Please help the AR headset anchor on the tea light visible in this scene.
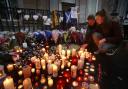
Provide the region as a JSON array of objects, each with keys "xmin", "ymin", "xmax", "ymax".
[
  {"xmin": 71, "ymin": 65, "xmax": 77, "ymax": 78},
  {"xmin": 48, "ymin": 77, "xmax": 53, "ymax": 87},
  {"xmin": 72, "ymin": 81, "xmax": 78, "ymax": 87},
  {"xmin": 85, "ymin": 73, "xmax": 89, "ymax": 76},
  {"xmin": 18, "ymin": 70, "xmax": 23, "ymax": 76},
  {"xmin": 86, "ymin": 62, "xmax": 90, "ymax": 66},
  {"xmin": 3, "ymin": 77, "xmax": 15, "ymax": 89},
  {"xmin": 92, "ymin": 56, "xmax": 96, "ymax": 61},
  {"xmin": 83, "ymin": 77, "xmax": 88, "ymax": 81},
  {"xmin": 31, "ymin": 68, "xmax": 35, "ymax": 73},
  {"xmin": 7, "ymin": 64, "xmax": 14, "ymax": 72},
  {"xmin": 90, "ymin": 68, "xmax": 95, "ymax": 72},
  {"xmin": 18, "ymin": 85, "xmax": 23, "ymax": 89}
]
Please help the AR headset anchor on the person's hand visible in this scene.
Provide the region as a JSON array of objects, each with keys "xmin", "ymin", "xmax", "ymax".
[
  {"xmin": 99, "ymin": 38, "xmax": 106, "ymax": 45},
  {"xmin": 81, "ymin": 44, "xmax": 88, "ymax": 49}
]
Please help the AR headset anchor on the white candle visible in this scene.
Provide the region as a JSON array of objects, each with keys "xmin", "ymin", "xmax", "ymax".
[
  {"xmin": 41, "ymin": 59, "xmax": 46, "ymax": 70},
  {"xmin": 3, "ymin": 77, "xmax": 15, "ymax": 89},
  {"xmin": 35, "ymin": 59, "xmax": 41, "ymax": 69},
  {"xmin": 23, "ymin": 78, "xmax": 32, "ymax": 89},
  {"xmin": 52, "ymin": 64, "xmax": 58, "ymax": 77},
  {"xmin": 47, "ymin": 64, "xmax": 53, "ymax": 74},
  {"xmin": 7, "ymin": 64, "xmax": 14, "ymax": 72},
  {"xmin": 78, "ymin": 59, "xmax": 84, "ymax": 69},
  {"xmin": 67, "ymin": 50, "xmax": 71, "ymax": 57},
  {"xmin": 71, "ymin": 65, "xmax": 77, "ymax": 78},
  {"xmin": 48, "ymin": 77, "xmax": 53, "ymax": 87},
  {"xmin": 61, "ymin": 50, "xmax": 66, "ymax": 56}
]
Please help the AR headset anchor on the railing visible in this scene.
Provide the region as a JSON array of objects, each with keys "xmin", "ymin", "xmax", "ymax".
[{"xmin": 0, "ymin": 7, "xmax": 63, "ymax": 32}]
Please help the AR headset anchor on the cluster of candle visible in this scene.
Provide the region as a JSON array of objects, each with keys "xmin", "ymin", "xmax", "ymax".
[{"xmin": 3, "ymin": 44, "xmax": 99, "ymax": 89}]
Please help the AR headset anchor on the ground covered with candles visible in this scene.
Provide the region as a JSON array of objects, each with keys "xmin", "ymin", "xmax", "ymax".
[{"xmin": 0, "ymin": 43, "xmax": 101, "ymax": 89}]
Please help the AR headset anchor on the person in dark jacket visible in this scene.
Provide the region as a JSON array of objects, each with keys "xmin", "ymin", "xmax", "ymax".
[
  {"xmin": 83, "ymin": 15, "xmax": 97, "ymax": 52},
  {"xmin": 93, "ymin": 10, "xmax": 123, "ymax": 54}
]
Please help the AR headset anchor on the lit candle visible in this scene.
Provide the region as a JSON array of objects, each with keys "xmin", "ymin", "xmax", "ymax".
[
  {"xmin": 31, "ymin": 68, "xmax": 35, "ymax": 73},
  {"xmin": 52, "ymin": 64, "xmax": 58, "ymax": 77},
  {"xmin": 90, "ymin": 68, "xmax": 95, "ymax": 72},
  {"xmin": 42, "ymin": 48, "xmax": 46, "ymax": 52},
  {"xmin": 47, "ymin": 63, "xmax": 53, "ymax": 75},
  {"xmin": 78, "ymin": 50, "xmax": 83, "ymax": 56},
  {"xmin": 7, "ymin": 64, "xmax": 14, "ymax": 72},
  {"xmin": 3, "ymin": 77, "xmax": 15, "ymax": 89},
  {"xmin": 80, "ymin": 53, "xmax": 85, "ymax": 60},
  {"xmin": 40, "ymin": 75, "xmax": 46, "ymax": 84},
  {"xmin": 61, "ymin": 56, "xmax": 66, "ymax": 67},
  {"xmin": 23, "ymin": 78, "xmax": 32, "ymax": 89},
  {"xmin": 61, "ymin": 64, "xmax": 65, "ymax": 70},
  {"xmin": 35, "ymin": 59, "xmax": 41, "ymax": 69},
  {"xmin": 48, "ymin": 77, "xmax": 53, "ymax": 87},
  {"xmin": 44, "ymin": 53, "xmax": 49, "ymax": 60},
  {"xmin": 72, "ymin": 48, "xmax": 76, "ymax": 57},
  {"xmin": 18, "ymin": 70, "xmax": 22, "ymax": 76},
  {"xmin": 41, "ymin": 59, "xmax": 46, "ymax": 70},
  {"xmin": 71, "ymin": 65, "xmax": 77, "ymax": 78},
  {"xmin": 58, "ymin": 44, "xmax": 62, "ymax": 55},
  {"xmin": 78, "ymin": 59, "xmax": 84, "ymax": 69},
  {"xmin": 61, "ymin": 50, "xmax": 66, "ymax": 56},
  {"xmin": 67, "ymin": 50, "xmax": 71, "ymax": 57},
  {"xmin": 72, "ymin": 81, "xmax": 78, "ymax": 87},
  {"xmin": 18, "ymin": 85, "xmax": 23, "ymax": 89},
  {"xmin": 92, "ymin": 56, "xmax": 96, "ymax": 61},
  {"xmin": 67, "ymin": 62, "xmax": 71, "ymax": 68}
]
